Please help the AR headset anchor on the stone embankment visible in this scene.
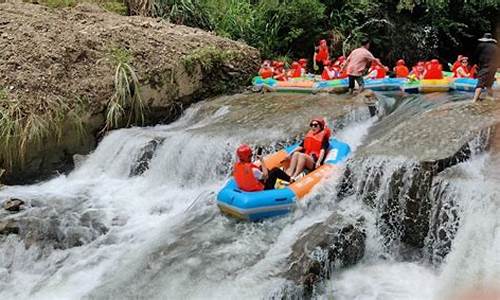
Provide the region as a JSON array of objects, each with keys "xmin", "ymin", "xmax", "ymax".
[{"xmin": 0, "ymin": 0, "xmax": 259, "ymax": 184}]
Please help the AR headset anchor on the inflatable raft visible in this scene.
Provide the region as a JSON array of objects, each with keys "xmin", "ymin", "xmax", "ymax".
[
  {"xmin": 419, "ymin": 79, "xmax": 450, "ymax": 93},
  {"xmin": 252, "ymin": 72, "xmax": 498, "ymax": 95},
  {"xmin": 217, "ymin": 139, "xmax": 351, "ymax": 221}
]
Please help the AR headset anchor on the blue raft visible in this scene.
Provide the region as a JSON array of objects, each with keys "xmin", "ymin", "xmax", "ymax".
[{"xmin": 217, "ymin": 138, "xmax": 351, "ymax": 221}]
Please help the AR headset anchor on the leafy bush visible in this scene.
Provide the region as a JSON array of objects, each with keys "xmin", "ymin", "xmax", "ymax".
[{"xmin": 146, "ymin": 0, "xmax": 498, "ymax": 66}]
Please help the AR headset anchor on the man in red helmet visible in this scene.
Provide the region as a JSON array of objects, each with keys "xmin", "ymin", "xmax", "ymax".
[{"xmin": 233, "ymin": 145, "xmax": 291, "ymax": 192}]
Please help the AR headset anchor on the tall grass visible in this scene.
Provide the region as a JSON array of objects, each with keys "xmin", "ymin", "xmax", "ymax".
[
  {"xmin": 103, "ymin": 47, "xmax": 145, "ymax": 131},
  {"xmin": 0, "ymin": 90, "xmax": 88, "ymax": 170}
]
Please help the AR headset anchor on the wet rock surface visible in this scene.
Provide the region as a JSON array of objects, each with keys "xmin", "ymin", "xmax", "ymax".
[
  {"xmin": 0, "ymin": 197, "xmax": 109, "ymax": 250},
  {"xmin": 3, "ymin": 198, "xmax": 25, "ymax": 212},
  {"xmin": 284, "ymin": 214, "xmax": 366, "ymax": 293},
  {"xmin": 187, "ymin": 92, "xmax": 371, "ymax": 143},
  {"xmin": 287, "ymin": 96, "xmax": 500, "ymax": 292}
]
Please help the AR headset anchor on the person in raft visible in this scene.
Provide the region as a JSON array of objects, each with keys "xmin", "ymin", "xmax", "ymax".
[
  {"xmin": 451, "ymin": 55, "xmax": 464, "ymax": 75},
  {"xmin": 409, "ymin": 61, "xmax": 426, "ymax": 80},
  {"xmin": 333, "ymin": 56, "xmax": 348, "ymax": 78},
  {"xmin": 313, "ymin": 39, "xmax": 329, "ymax": 73},
  {"xmin": 321, "ymin": 60, "xmax": 337, "ymax": 80},
  {"xmin": 393, "ymin": 59, "xmax": 409, "ymax": 78},
  {"xmin": 424, "ymin": 59, "xmax": 444, "ymax": 79},
  {"xmin": 288, "ymin": 61, "xmax": 303, "ymax": 78},
  {"xmin": 472, "ymin": 33, "xmax": 498, "ymax": 102},
  {"xmin": 286, "ymin": 117, "xmax": 331, "ymax": 180},
  {"xmin": 299, "ymin": 58, "xmax": 308, "ymax": 76},
  {"xmin": 343, "ymin": 39, "xmax": 378, "ymax": 94},
  {"xmin": 273, "ymin": 61, "xmax": 287, "ymax": 81},
  {"xmin": 453, "ymin": 56, "xmax": 472, "ymax": 78},
  {"xmin": 259, "ymin": 60, "xmax": 274, "ymax": 79},
  {"xmin": 366, "ymin": 59, "xmax": 388, "ymax": 79},
  {"xmin": 233, "ymin": 144, "xmax": 291, "ymax": 192}
]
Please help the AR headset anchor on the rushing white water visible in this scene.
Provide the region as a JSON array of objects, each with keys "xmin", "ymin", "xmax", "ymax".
[
  {"xmin": 2, "ymin": 93, "xmax": 498, "ymax": 300},
  {"xmin": 326, "ymin": 151, "xmax": 500, "ymax": 300},
  {"xmin": 0, "ymin": 100, "xmax": 374, "ymax": 299}
]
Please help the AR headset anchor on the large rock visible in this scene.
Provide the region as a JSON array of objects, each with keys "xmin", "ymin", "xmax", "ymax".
[
  {"xmin": 3, "ymin": 198, "xmax": 25, "ymax": 212},
  {"xmin": 284, "ymin": 214, "xmax": 366, "ymax": 294},
  {"xmin": 339, "ymin": 98, "xmax": 500, "ymax": 258},
  {"xmin": 0, "ymin": 0, "xmax": 259, "ymax": 184}
]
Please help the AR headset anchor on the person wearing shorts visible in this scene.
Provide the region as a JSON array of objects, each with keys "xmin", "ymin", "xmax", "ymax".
[
  {"xmin": 472, "ymin": 33, "xmax": 498, "ymax": 102},
  {"xmin": 343, "ymin": 39, "xmax": 378, "ymax": 94}
]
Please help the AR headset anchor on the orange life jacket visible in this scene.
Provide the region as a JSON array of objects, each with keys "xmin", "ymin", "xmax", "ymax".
[
  {"xmin": 259, "ymin": 67, "xmax": 274, "ymax": 79},
  {"xmin": 304, "ymin": 129, "xmax": 327, "ymax": 158},
  {"xmin": 424, "ymin": 64, "xmax": 443, "ymax": 79},
  {"xmin": 315, "ymin": 46, "xmax": 329, "ymax": 63},
  {"xmin": 394, "ymin": 65, "xmax": 409, "ymax": 78},
  {"xmin": 233, "ymin": 162, "xmax": 264, "ymax": 192}
]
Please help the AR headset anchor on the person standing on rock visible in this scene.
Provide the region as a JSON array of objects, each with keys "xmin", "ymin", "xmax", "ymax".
[
  {"xmin": 342, "ymin": 39, "xmax": 378, "ymax": 94},
  {"xmin": 472, "ymin": 33, "xmax": 498, "ymax": 102}
]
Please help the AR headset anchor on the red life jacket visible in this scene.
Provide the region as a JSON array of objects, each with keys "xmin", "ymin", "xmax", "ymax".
[
  {"xmin": 233, "ymin": 162, "xmax": 264, "ymax": 192},
  {"xmin": 374, "ymin": 66, "xmax": 386, "ymax": 79},
  {"xmin": 424, "ymin": 64, "xmax": 443, "ymax": 79},
  {"xmin": 451, "ymin": 61, "xmax": 461, "ymax": 75},
  {"xmin": 288, "ymin": 67, "xmax": 302, "ymax": 78},
  {"xmin": 304, "ymin": 129, "xmax": 327, "ymax": 158},
  {"xmin": 259, "ymin": 67, "xmax": 274, "ymax": 79},
  {"xmin": 322, "ymin": 67, "xmax": 334, "ymax": 80},
  {"xmin": 394, "ymin": 65, "xmax": 409, "ymax": 78},
  {"xmin": 455, "ymin": 65, "xmax": 470, "ymax": 78},
  {"xmin": 315, "ymin": 46, "xmax": 329, "ymax": 63}
]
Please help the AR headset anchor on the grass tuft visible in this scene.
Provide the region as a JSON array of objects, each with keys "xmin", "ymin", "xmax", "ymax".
[
  {"xmin": 103, "ymin": 47, "xmax": 146, "ymax": 131},
  {"xmin": 0, "ymin": 90, "xmax": 88, "ymax": 170}
]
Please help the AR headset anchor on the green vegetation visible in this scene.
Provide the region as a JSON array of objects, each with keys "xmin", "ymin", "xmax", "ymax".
[
  {"xmin": 0, "ymin": 89, "xmax": 87, "ymax": 169},
  {"xmin": 103, "ymin": 47, "xmax": 145, "ymax": 131},
  {"xmin": 146, "ymin": 0, "xmax": 499, "ymax": 65}
]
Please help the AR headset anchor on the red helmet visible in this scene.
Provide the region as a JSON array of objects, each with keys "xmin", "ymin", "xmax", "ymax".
[
  {"xmin": 310, "ymin": 117, "xmax": 326, "ymax": 130},
  {"xmin": 431, "ymin": 59, "xmax": 439, "ymax": 64},
  {"xmin": 397, "ymin": 59, "xmax": 405, "ymax": 66},
  {"xmin": 236, "ymin": 144, "xmax": 252, "ymax": 162}
]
